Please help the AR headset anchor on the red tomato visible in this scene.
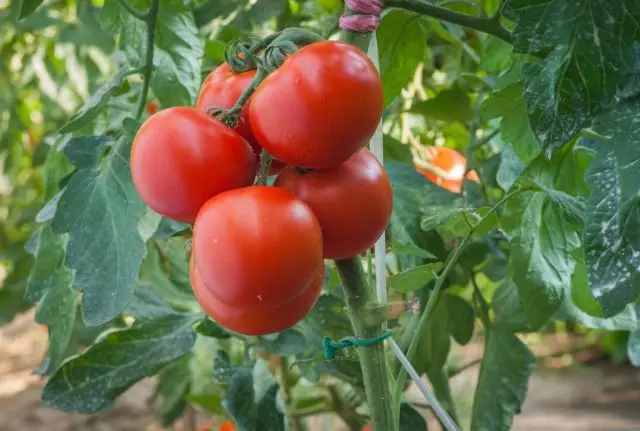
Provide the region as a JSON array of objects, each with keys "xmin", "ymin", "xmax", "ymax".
[
  {"xmin": 219, "ymin": 421, "xmax": 236, "ymax": 431},
  {"xmin": 191, "ymin": 257, "xmax": 324, "ymax": 336},
  {"xmin": 146, "ymin": 100, "xmax": 159, "ymax": 115},
  {"xmin": 193, "ymin": 186, "xmax": 323, "ymax": 311},
  {"xmin": 361, "ymin": 425, "xmax": 372, "ymax": 431},
  {"xmin": 130, "ymin": 107, "xmax": 256, "ymax": 223},
  {"xmin": 197, "ymin": 64, "xmax": 286, "ymax": 175},
  {"xmin": 249, "ymin": 41, "xmax": 383, "ymax": 169},
  {"xmin": 416, "ymin": 146, "xmax": 479, "ymax": 193},
  {"xmin": 275, "ymin": 148, "xmax": 392, "ymax": 259}
]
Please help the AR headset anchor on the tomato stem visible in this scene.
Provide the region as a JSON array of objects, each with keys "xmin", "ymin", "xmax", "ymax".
[
  {"xmin": 133, "ymin": 0, "xmax": 160, "ymax": 120},
  {"xmin": 335, "ymin": 258, "xmax": 396, "ymax": 431},
  {"xmin": 254, "ymin": 150, "xmax": 272, "ymax": 186}
]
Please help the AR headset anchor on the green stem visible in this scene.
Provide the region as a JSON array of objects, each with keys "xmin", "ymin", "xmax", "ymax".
[
  {"xmin": 228, "ymin": 66, "xmax": 268, "ymax": 116},
  {"xmin": 335, "ymin": 258, "xmax": 396, "ymax": 431},
  {"xmin": 392, "ymin": 187, "xmax": 523, "ymax": 409},
  {"xmin": 279, "ymin": 357, "xmax": 303, "ymax": 431},
  {"xmin": 254, "ymin": 150, "xmax": 272, "ymax": 186},
  {"xmin": 385, "ymin": 0, "xmax": 512, "ymax": 43},
  {"xmin": 117, "ymin": 0, "xmax": 148, "ymax": 20},
  {"xmin": 134, "ymin": 0, "xmax": 159, "ymax": 120}
]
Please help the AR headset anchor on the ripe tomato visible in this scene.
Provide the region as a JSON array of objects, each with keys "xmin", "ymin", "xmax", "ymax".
[
  {"xmin": 361, "ymin": 425, "xmax": 373, "ymax": 431},
  {"xmin": 219, "ymin": 421, "xmax": 236, "ymax": 431},
  {"xmin": 130, "ymin": 107, "xmax": 256, "ymax": 223},
  {"xmin": 191, "ymin": 257, "xmax": 324, "ymax": 336},
  {"xmin": 275, "ymin": 148, "xmax": 392, "ymax": 259},
  {"xmin": 416, "ymin": 146, "xmax": 479, "ymax": 193},
  {"xmin": 249, "ymin": 41, "xmax": 383, "ymax": 169},
  {"xmin": 193, "ymin": 186, "xmax": 323, "ymax": 310},
  {"xmin": 197, "ymin": 64, "xmax": 286, "ymax": 175},
  {"xmin": 146, "ymin": 100, "xmax": 159, "ymax": 115}
]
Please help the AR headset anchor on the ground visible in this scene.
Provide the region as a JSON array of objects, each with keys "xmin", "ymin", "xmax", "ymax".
[{"xmin": 2, "ymin": 311, "xmax": 640, "ymax": 430}]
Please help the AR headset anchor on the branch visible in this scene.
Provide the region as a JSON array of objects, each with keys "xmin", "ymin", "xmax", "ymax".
[
  {"xmin": 385, "ymin": 0, "xmax": 513, "ymax": 43},
  {"xmin": 134, "ymin": 0, "xmax": 160, "ymax": 120},
  {"xmin": 392, "ymin": 186, "xmax": 524, "ymax": 406}
]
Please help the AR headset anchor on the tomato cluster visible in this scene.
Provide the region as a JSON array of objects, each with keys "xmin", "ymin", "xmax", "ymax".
[{"xmin": 130, "ymin": 40, "xmax": 390, "ymax": 336}]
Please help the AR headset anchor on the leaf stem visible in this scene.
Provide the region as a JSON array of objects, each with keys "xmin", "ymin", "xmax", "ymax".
[
  {"xmin": 134, "ymin": 0, "xmax": 160, "ymax": 120},
  {"xmin": 392, "ymin": 186, "xmax": 523, "ymax": 408},
  {"xmin": 117, "ymin": 0, "xmax": 148, "ymax": 20},
  {"xmin": 385, "ymin": 0, "xmax": 512, "ymax": 43},
  {"xmin": 335, "ymin": 258, "xmax": 396, "ymax": 431},
  {"xmin": 254, "ymin": 150, "xmax": 272, "ymax": 186}
]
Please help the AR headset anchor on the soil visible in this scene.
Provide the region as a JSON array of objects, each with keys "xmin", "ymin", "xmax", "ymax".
[{"xmin": 2, "ymin": 311, "xmax": 640, "ymax": 431}]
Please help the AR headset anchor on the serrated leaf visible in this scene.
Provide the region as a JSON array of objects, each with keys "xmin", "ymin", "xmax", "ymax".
[
  {"xmin": 482, "ymin": 80, "xmax": 541, "ymax": 165},
  {"xmin": 389, "ymin": 263, "xmax": 443, "ymax": 293},
  {"xmin": 422, "ymin": 207, "xmax": 474, "ymax": 232},
  {"xmin": 42, "ymin": 313, "xmax": 199, "ymax": 413},
  {"xmin": 411, "ymin": 87, "xmax": 473, "ymax": 124},
  {"xmin": 470, "ymin": 326, "xmax": 535, "ymax": 431},
  {"xmin": 258, "ymin": 329, "xmax": 306, "ymax": 357},
  {"xmin": 627, "ymin": 330, "xmax": 640, "ymax": 367},
  {"xmin": 531, "ymin": 182, "xmax": 585, "ymax": 225},
  {"xmin": 62, "ymin": 135, "xmax": 113, "ymax": 168},
  {"xmin": 377, "ymin": 9, "xmax": 428, "ymax": 107},
  {"xmin": 504, "ymin": 0, "xmax": 640, "ymax": 155},
  {"xmin": 52, "ymin": 120, "xmax": 146, "ymax": 326},
  {"xmin": 17, "ymin": 0, "xmax": 44, "ymax": 19},
  {"xmin": 392, "ymin": 242, "xmax": 437, "ymax": 260},
  {"xmin": 584, "ymin": 102, "xmax": 640, "ymax": 315},
  {"xmin": 58, "ymin": 67, "xmax": 132, "ymax": 134},
  {"xmin": 126, "ymin": 285, "xmax": 182, "ymax": 321}
]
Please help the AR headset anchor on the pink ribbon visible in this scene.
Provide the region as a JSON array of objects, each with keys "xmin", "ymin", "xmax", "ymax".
[{"xmin": 339, "ymin": 0, "xmax": 384, "ymax": 33}]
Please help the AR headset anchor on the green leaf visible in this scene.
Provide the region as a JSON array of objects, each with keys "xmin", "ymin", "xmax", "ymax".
[
  {"xmin": 389, "ymin": 263, "xmax": 443, "ymax": 293},
  {"xmin": 126, "ymin": 285, "xmax": 182, "ymax": 321},
  {"xmin": 480, "ymin": 35, "xmax": 512, "ymax": 73},
  {"xmin": 223, "ymin": 368, "xmax": 255, "ymax": 431},
  {"xmin": 411, "ymin": 87, "xmax": 473, "ymax": 124},
  {"xmin": 258, "ymin": 329, "xmax": 306, "ymax": 357},
  {"xmin": 482, "ymin": 80, "xmax": 541, "ymax": 165},
  {"xmin": 377, "ymin": 9, "xmax": 428, "ymax": 107},
  {"xmin": 531, "ymin": 182, "xmax": 585, "ymax": 225},
  {"xmin": 399, "ymin": 402, "xmax": 427, "ymax": 431},
  {"xmin": 61, "ymin": 136, "xmax": 113, "ymax": 168},
  {"xmin": 155, "ymin": 355, "xmax": 191, "ymax": 426},
  {"xmin": 422, "ymin": 207, "xmax": 474, "ymax": 232},
  {"xmin": 556, "ymin": 298, "xmax": 640, "ymax": 331},
  {"xmin": 415, "ymin": 296, "xmax": 451, "ymax": 373},
  {"xmin": 52, "ymin": 120, "xmax": 146, "ymax": 326},
  {"xmin": 26, "ymin": 226, "xmax": 77, "ymax": 375},
  {"xmin": 256, "ymin": 384, "xmax": 285, "ymax": 431},
  {"xmin": 627, "ymin": 330, "xmax": 640, "ymax": 367},
  {"xmin": 584, "ymin": 102, "xmax": 640, "ymax": 315},
  {"xmin": 58, "ymin": 67, "xmax": 132, "ymax": 134},
  {"xmin": 383, "ymin": 134, "xmax": 413, "ymax": 163},
  {"xmin": 445, "ymin": 294, "xmax": 475, "ymax": 345},
  {"xmin": 392, "ymin": 242, "xmax": 437, "ymax": 260},
  {"xmin": 504, "ymin": 0, "xmax": 640, "ymax": 155},
  {"xmin": 42, "ymin": 313, "xmax": 199, "ymax": 413},
  {"xmin": 195, "ymin": 318, "xmax": 231, "ymax": 339},
  {"xmin": 492, "ymin": 280, "xmax": 532, "ymax": 333},
  {"xmin": 16, "ymin": 0, "xmax": 45, "ymax": 19},
  {"xmin": 497, "ymin": 144, "xmax": 525, "ymax": 191},
  {"xmin": 470, "ymin": 326, "xmax": 536, "ymax": 431}
]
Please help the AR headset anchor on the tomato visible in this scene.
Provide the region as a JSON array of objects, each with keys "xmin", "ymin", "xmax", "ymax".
[
  {"xmin": 275, "ymin": 148, "xmax": 392, "ymax": 259},
  {"xmin": 197, "ymin": 64, "xmax": 286, "ymax": 175},
  {"xmin": 191, "ymin": 257, "xmax": 323, "ymax": 336},
  {"xmin": 416, "ymin": 146, "xmax": 479, "ymax": 193},
  {"xmin": 193, "ymin": 186, "xmax": 323, "ymax": 311},
  {"xmin": 146, "ymin": 100, "xmax": 159, "ymax": 115},
  {"xmin": 249, "ymin": 41, "xmax": 383, "ymax": 169},
  {"xmin": 130, "ymin": 107, "xmax": 256, "ymax": 223},
  {"xmin": 361, "ymin": 425, "xmax": 373, "ymax": 431},
  {"xmin": 219, "ymin": 421, "xmax": 236, "ymax": 431}
]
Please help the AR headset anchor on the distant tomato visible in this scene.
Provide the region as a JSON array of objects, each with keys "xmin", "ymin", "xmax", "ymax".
[
  {"xmin": 361, "ymin": 425, "xmax": 373, "ymax": 431},
  {"xmin": 146, "ymin": 100, "xmax": 159, "ymax": 115},
  {"xmin": 130, "ymin": 107, "xmax": 256, "ymax": 223},
  {"xmin": 191, "ymin": 257, "xmax": 324, "ymax": 336},
  {"xmin": 219, "ymin": 421, "xmax": 236, "ymax": 431},
  {"xmin": 275, "ymin": 148, "xmax": 392, "ymax": 259},
  {"xmin": 196, "ymin": 64, "xmax": 285, "ymax": 175},
  {"xmin": 416, "ymin": 146, "xmax": 479, "ymax": 193},
  {"xmin": 249, "ymin": 41, "xmax": 383, "ymax": 169},
  {"xmin": 193, "ymin": 186, "xmax": 323, "ymax": 311}
]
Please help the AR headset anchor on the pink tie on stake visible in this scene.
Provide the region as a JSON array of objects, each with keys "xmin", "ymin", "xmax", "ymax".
[{"xmin": 339, "ymin": 0, "xmax": 384, "ymax": 33}]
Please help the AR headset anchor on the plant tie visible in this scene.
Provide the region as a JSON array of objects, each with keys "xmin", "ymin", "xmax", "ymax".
[{"xmin": 323, "ymin": 330, "xmax": 392, "ymax": 360}]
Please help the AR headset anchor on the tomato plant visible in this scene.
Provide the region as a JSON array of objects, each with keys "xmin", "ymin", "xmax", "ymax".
[
  {"xmin": 249, "ymin": 40, "xmax": 383, "ymax": 169},
  {"xmin": 4, "ymin": 1, "xmax": 640, "ymax": 431},
  {"xmin": 275, "ymin": 148, "xmax": 392, "ymax": 259},
  {"xmin": 131, "ymin": 107, "xmax": 256, "ymax": 223}
]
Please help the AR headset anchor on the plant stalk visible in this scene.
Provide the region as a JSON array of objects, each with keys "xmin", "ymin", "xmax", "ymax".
[
  {"xmin": 134, "ymin": 0, "xmax": 160, "ymax": 120},
  {"xmin": 385, "ymin": 0, "xmax": 512, "ymax": 43},
  {"xmin": 335, "ymin": 258, "xmax": 396, "ymax": 431}
]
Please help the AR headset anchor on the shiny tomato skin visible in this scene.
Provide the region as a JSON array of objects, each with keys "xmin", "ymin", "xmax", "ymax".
[
  {"xmin": 196, "ymin": 64, "xmax": 259, "ymax": 153},
  {"xmin": 130, "ymin": 107, "xmax": 256, "ymax": 223},
  {"xmin": 191, "ymin": 257, "xmax": 324, "ymax": 336},
  {"xmin": 249, "ymin": 41, "xmax": 383, "ymax": 169},
  {"xmin": 193, "ymin": 186, "xmax": 323, "ymax": 311},
  {"xmin": 416, "ymin": 146, "xmax": 479, "ymax": 193},
  {"xmin": 275, "ymin": 148, "xmax": 392, "ymax": 259}
]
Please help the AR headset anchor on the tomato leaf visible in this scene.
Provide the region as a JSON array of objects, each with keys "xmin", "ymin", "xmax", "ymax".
[
  {"xmin": 58, "ymin": 67, "xmax": 132, "ymax": 134},
  {"xmin": 223, "ymin": 368, "xmax": 256, "ymax": 430},
  {"xmin": 411, "ymin": 87, "xmax": 474, "ymax": 124},
  {"xmin": 627, "ymin": 330, "xmax": 640, "ymax": 367},
  {"xmin": 399, "ymin": 402, "xmax": 427, "ymax": 431},
  {"xmin": 154, "ymin": 355, "xmax": 191, "ymax": 426},
  {"xmin": 529, "ymin": 182, "xmax": 586, "ymax": 225},
  {"xmin": 389, "ymin": 263, "xmax": 443, "ymax": 293},
  {"xmin": 258, "ymin": 329, "xmax": 306, "ymax": 357},
  {"xmin": 51, "ymin": 119, "xmax": 146, "ymax": 326},
  {"xmin": 126, "ymin": 285, "xmax": 184, "ymax": 321},
  {"xmin": 16, "ymin": 0, "xmax": 45, "ymax": 19},
  {"xmin": 584, "ymin": 101, "xmax": 640, "ymax": 315},
  {"xmin": 492, "ymin": 280, "xmax": 532, "ymax": 333},
  {"xmin": 470, "ymin": 326, "xmax": 535, "ymax": 431},
  {"xmin": 196, "ymin": 318, "xmax": 231, "ymax": 339},
  {"xmin": 377, "ymin": 9, "xmax": 428, "ymax": 108},
  {"xmin": 392, "ymin": 242, "xmax": 437, "ymax": 260},
  {"xmin": 61, "ymin": 135, "xmax": 113, "ymax": 168},
  {"xmin": 42, "ymin": 312, "xmax": 199, "ymax": 413},
  {"xmin": 25, "ymin": 225, "xmax": 77, "ymax": 375},
  {"xmin": 503, "ymin": 0, "xmax": 640, "ymax": 155},
  {"xmin": 445, "ymin": 294, "xmax": 475, "ymax": 346}
]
